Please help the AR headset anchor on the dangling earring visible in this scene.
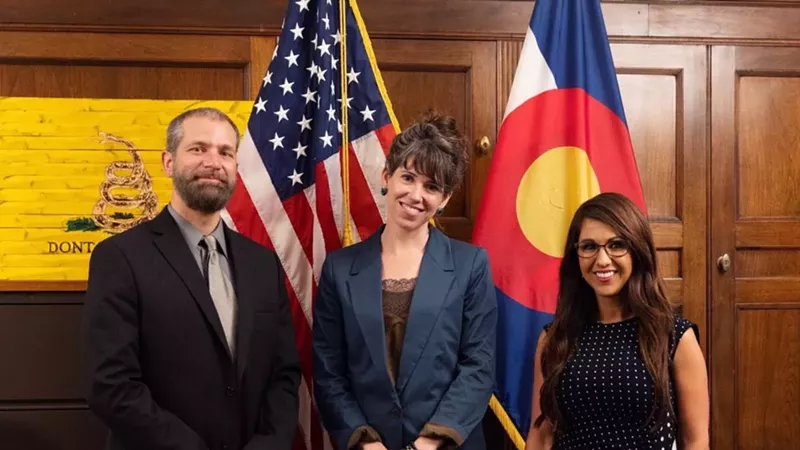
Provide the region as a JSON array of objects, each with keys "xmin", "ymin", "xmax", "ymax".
[
  {"xmin": 436, "ymin": 207, "xmax": 444, "ymax": 216},
  {"xmin": 380, "ymin": 186, "xmax": 387, "ymax": 196}
]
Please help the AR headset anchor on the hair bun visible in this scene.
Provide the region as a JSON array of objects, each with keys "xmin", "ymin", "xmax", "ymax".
[
  {"xmin": 416, "ymin": 109, "xmax": 467, "ymax": 152},
  {"xmin": 419, "ymin": 110, "xmax": 458, "ymax": 135}
]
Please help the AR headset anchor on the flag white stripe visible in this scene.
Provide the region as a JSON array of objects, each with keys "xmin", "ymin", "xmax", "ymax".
[
  {"xmin": 303, "ymin": 184, "xmax": 326, "ymax": 283},
  {"xmin": 323, "ymin": 154, "xmax": 345, "ymax": 239},
  {"xmin": 220, "ymin": 208, "xmax": 238, "ymax": 232},
  {"xmin": 352, "ymin": 131, "xmax": 387, "ymax": 222},
  {"xmin": 503, "ymin": 27, "xmax": 558, "ymax": 120},
  {"xmin": 237, "ymin": 131, "xmax": 313, "ymax": 326}
]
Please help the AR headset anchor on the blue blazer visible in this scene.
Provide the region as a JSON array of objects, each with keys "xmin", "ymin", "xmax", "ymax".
[{"xmin": 312, "ymin": 226, "xmax": 497, "ymax": 450}]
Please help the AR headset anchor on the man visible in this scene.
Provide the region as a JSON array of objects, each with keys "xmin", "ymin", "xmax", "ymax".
[{"xmin": 82, "ymin": 107, "xmax": 301, "ymax": 450}]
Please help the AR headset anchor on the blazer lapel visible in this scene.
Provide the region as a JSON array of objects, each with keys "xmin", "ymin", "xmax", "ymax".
[
  {"xmin": 226, "ymin": 228, "xmax": 255, "ymax": 381},
  {"xmin": 395, "ymin": 228, "xmax": 455, "ymax": 394},
  {"xmin": 150, "ymin": 209, "xmax": 231, "ymax": 360},
  {"xmin": 346, "ymin": 230, "xmax": 394, "ymax": 390}
]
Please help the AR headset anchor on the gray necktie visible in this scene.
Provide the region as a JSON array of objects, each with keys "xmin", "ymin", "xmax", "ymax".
[{"xmin": 203, "ymin": 235, "xmax": 237, "ymax": 355}]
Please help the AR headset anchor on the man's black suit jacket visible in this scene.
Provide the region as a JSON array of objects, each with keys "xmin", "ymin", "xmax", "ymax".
[{"xmin": 82, "ymin": 208, "xmax": 301, "ymax": 450}]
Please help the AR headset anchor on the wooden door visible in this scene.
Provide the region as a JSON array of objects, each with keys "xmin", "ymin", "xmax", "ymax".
[
  {"xmin": 711, "ymin": 46, "xmax": 800, "ymax": 450},
  {"xmin": 371, "ymin": 39, "xmax": 497, "ymax": 243},
  {"xmin": 610, "ymin": 43, "xmax": 709, "ymax": 347},
  {"xmin": 0, "ymin": 30, "xmax": 271, "ymax": 450}
]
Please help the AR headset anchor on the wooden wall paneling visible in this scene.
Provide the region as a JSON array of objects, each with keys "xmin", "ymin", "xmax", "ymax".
[
  {"xmin": 0, "ymin": 409, "xmax": 106, "ymax": 450},
  {"xmin": 737, "ymin": 309, "xmax": 800, "ymax": 449},
  {"xmin": 496, "ymin": 40, "xmax": 523, "ymax": 130},
  {"xmin": 370, "ymin": 39, "xmax": 496, "ymax": 243},
  {"xmin": 611, "ymin": 43, "xmax": 709, "ymax": 348},
  {"xmin": 0, "ymin": 293, "xmax": 105, "ymax": 450},
  {"xmin": 0, "ymin": 64, "xmax": 245, "ymax": 99},
  {"xmin": 355, "ymin": 1, "xmax": 651, "ymax": 39},
  {"xmin": 711, "ymin": 45, "xmax": 800, "ymax": 450},
  {"xmin": 0, "ymin": 31, "xmax": 251, "ymax": 63},
  {"xmin": 0, "ymin": 31, "xmax": 251, "ymax": 100},
  {"xmin": 648, "ymin": 4, "xmax": 800, "ymax": 41},
  {"xmin": 247, "ymin": 37, "xmax": 277, "ymax": 100},
  {"xmin": 0, "ymin": 1, "xmax": 649, "ymax": 39},
  {"xmin": 0, "ymin": 304, "xmax": 85, "ymax": 400},
  {"xmin": 6, "ymin": 2, "xmax": 800, "ymax": 42}
]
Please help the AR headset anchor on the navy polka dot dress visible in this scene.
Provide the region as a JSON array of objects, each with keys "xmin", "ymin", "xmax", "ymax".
[{"xmin": 546, "ymin": 315, "xmax": 697, "ymax": 450}]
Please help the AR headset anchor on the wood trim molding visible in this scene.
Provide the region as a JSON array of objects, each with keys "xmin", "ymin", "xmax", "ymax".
[
  {"xmin": 0, "ymin": 31, "xmax": 251, "ymax": 63},
  {"xmin": 3, "ymin": 1, "xmax": 800, "ymax": 42},
  {"xmin": 0, "ymin": 281, "xmax": 87, "ymax": 292},
  {"xmin": 496, "ymin": 40, "xmax": 523, "ymax": 129}
]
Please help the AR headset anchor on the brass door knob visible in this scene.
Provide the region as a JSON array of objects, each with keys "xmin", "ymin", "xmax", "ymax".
[
  {"xmin": 717, "ymin": 253, "xmax": 731, "ymax": 273},
  {"xmin": 476, "ymin": 136, "xmax": 491, "ymax": 156}
]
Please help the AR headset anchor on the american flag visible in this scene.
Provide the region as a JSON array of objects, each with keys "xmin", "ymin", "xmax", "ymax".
[{"xmin": 222, "ymin": 0, "xmax": 398, "ymax": 448}]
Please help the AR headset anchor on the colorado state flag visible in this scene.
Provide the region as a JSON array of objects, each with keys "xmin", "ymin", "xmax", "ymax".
[{"xmin": 473, "ymin": 0, "xmax": 646, "ymax": 443}]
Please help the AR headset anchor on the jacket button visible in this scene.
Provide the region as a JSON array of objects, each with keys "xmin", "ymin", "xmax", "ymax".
[
  {"xmin": 226, "ymin": 386, "xmax": 235, "ymax": 397},
  {"xmin": 391, "ymin": 406, "xmax": 401, "ymax": 418}
]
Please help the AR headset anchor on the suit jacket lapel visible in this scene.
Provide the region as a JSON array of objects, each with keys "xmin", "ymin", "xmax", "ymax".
[
  {"xmin": 395, "ymin": 228, "xmax": 454, "ymax": 394},
  {"xmin": 226, "ymin": 228, "xmax": 255, "ymax": 381},
  {"xmin": 150, "ymin": 209, "xmax": 231, "ymax": 361},
  {"xmin": 347, "ymin": 230, "xmax": 395, "ymax": 392}
]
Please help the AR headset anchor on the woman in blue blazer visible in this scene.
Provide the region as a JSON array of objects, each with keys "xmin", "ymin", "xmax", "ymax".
[{"xmin": 312, "ymin": 112, "xmax": 497, "ymax": 450}]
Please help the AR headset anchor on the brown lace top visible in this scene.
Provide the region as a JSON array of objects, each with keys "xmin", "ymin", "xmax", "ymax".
[
  {"xmin": 382, "ymin": 278, "xmax": 415, "ymax": 383},
  {"xmin": 349, "ymin": 278, "xmax": 462, "ymax": 449}
]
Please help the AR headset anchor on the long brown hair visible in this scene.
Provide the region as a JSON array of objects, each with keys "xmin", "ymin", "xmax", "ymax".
[{"xmin": 534, "ymin": 192, "xmax": 675, "ymax": 432}]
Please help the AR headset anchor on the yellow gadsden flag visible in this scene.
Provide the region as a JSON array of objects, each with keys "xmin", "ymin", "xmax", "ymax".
[{"xmin": 0, "ymin": 97, "xmax": 251, "ymax": 281}]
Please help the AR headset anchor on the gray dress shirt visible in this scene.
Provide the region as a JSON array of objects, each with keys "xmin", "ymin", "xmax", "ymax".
[{"xmin": 167, "ymin": 205, "xmax": 238, "ymax": 354}]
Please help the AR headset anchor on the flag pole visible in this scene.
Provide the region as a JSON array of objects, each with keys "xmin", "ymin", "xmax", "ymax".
[{"xmin": 339, "ymin": 0, "xmax": 353, "ymax": 247}]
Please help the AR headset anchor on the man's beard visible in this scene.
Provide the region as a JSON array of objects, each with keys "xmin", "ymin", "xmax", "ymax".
[{"xmin": 172, "ymin": 168, "xmax": 236, "ymax": 214}]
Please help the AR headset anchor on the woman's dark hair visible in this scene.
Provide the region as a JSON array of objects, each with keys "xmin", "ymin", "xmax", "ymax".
[
  {"xmin": 385, "ymin": 110, "xmax": 469, "ymax": 195},
  {"xmin": 534, "ymin": 192, "xmax": 675, "ymax": 433}
]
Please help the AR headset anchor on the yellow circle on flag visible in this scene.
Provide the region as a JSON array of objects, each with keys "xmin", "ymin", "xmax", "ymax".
[{"xmin": 516, "ymin": 146, "xmax": 601, "ymax": 258}]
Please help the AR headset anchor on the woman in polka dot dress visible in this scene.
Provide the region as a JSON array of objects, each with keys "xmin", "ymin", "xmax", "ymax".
[{"xmin": 524, "ymin": 193, "xmax": 709, "ymax": 450}]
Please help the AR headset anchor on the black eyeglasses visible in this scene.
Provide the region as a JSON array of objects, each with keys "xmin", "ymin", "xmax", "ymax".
[{"xmin": 575, "ymin": 238, "xmax": 630, "ymax": 258}]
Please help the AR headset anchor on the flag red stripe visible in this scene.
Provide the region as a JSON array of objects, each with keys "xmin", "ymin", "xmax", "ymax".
[
  {"xmin": 315, "ymin": 162, "xmax": 343, "ymax": 254},
  {"xmin": 282, "ymin": 194, "xmax": 316, "ymax": 270},
  {"xmin": 374, "ymin": 124, "xmax": 396, "ymax": 157},
  {"xmin": 228, "ymin": 174, "xmax": 272, "ymax": 250},
  {"xmin": 346, "ymin": 144, "xmax": 384, "ymax": 239}
]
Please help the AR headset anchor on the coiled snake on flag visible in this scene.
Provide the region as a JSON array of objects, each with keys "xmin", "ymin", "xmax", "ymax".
[{"xmin": 91, "ymin": 131, "xmax": 159, "ymax": 233}]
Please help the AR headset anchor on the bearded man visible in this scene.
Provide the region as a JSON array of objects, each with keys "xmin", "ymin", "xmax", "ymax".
[{"xmin": 82, "ymin": 108, "xmax": 301, "ymax": 450}]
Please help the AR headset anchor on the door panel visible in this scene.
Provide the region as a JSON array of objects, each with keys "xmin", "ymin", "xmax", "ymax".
[
  {"xmin": 610, "ymin": 43, "xmax": 709, "ymax": 340},
  {"xmin": 711, "ymin": 45, "xmax": 800, "ymax": 450}
]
